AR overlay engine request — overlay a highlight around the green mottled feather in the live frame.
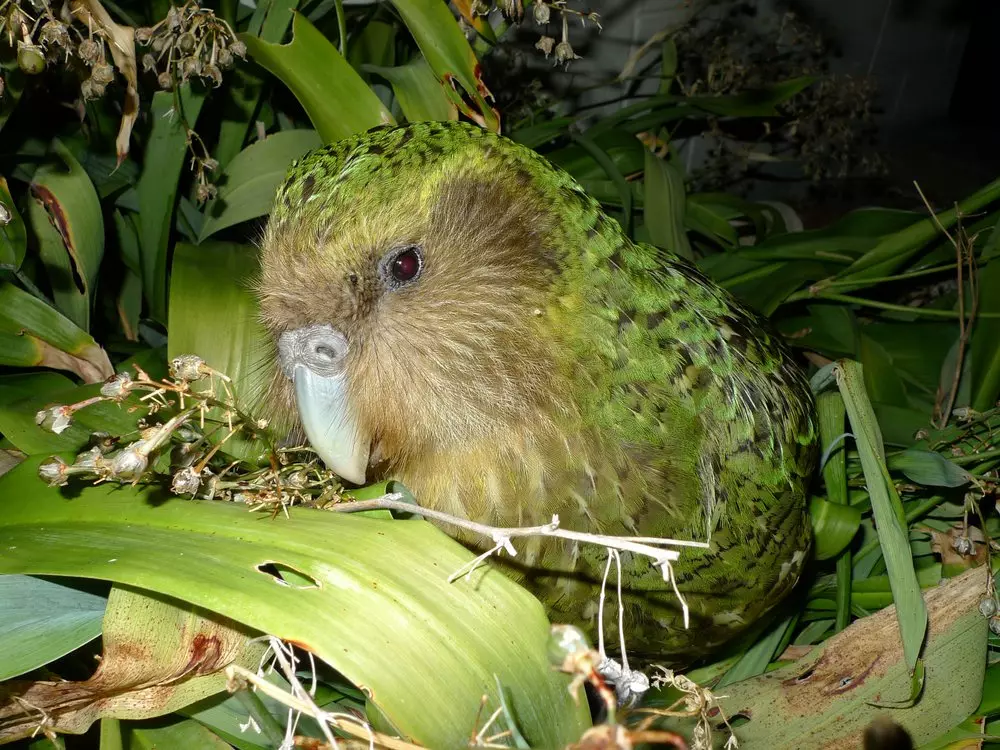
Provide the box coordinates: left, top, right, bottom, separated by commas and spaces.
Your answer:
264, 121, 818, 664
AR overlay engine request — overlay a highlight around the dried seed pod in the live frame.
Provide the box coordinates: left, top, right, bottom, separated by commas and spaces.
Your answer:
77, 38, 101, 65
157, 71, 174, 90
100, 371, 134, 401
91, 62, 115, 86
172, 466, 202, 496
533, 2, 550, 24
177, 32, 196, 53
38, 456, 70, 487
135, 26, 154, 44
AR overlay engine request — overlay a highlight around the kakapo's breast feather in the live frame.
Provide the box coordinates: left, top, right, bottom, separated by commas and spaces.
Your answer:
269, 122, 819, 663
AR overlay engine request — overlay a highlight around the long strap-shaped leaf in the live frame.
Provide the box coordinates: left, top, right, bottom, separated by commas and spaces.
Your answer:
835, 359, 928, 673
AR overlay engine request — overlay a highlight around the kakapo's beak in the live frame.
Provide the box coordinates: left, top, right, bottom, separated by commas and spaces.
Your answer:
277, 324, 369, 485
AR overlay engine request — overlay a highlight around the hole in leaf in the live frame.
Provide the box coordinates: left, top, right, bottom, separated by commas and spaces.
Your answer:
727, 712, 751, 728
256, 562, 319, 589
794, 668, 815, 683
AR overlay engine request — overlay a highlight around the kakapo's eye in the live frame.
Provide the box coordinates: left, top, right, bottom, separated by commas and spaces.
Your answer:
381, 245, 423, 287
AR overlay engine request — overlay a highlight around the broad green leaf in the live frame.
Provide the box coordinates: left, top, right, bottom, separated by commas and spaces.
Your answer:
137, 86, 207, 324
200, 129, 322, 241
809, 497, 862, 561
717, 614, 796, 687
167, 242, 270, 463
241, 12, 394, 144
644, 150, 692, 260
0, 282, 112, 382
26, 139, 105, 330
100, 718, 124, 750
835, 360, 927, 673
0, 459, 591, 747
0, 176, 26, 270
831, 176, 1000, 289
684, 197, 738, 248
888, 450, 973, 488
389, 0, 499, 131
969, 262, 1000, 412
0, 575, 106, 680
216, 0, 299, 171
711, 567, 986, 748
128, 718, 235, 750
859, 333, 908, 408
367, 56, 458, 123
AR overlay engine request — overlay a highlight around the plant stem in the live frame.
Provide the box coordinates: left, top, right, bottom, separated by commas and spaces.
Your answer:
333, 0, 346, 54
800, 292, 1000, 319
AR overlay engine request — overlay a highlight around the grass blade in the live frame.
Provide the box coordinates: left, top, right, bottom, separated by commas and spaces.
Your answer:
835, 360, 928, 672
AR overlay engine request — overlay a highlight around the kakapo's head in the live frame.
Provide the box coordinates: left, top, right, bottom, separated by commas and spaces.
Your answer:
257, 121, 601, 483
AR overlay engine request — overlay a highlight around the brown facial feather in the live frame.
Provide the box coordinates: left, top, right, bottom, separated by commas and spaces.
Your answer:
257, 148, 582, 485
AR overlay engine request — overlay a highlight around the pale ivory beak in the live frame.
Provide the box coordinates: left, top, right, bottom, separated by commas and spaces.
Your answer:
277, 324, 370, 484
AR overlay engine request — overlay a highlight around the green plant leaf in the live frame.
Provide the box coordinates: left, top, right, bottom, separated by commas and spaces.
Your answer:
388, 0, 499, 131
0, 575, 106, 680
887, 450, 973, 488
830, 177, 1000, 290
969, 262, 1000, 412
0, 282, 112, 382
643, 150, 692, 260
137, 86, 207, 324
0, 176, 26, 270
128, 718, 241, 750
241, 12, 394, 144
834, 360, 928, 673
687, 76, 814, 117
809, 497, 862, 561
25, 139, 105, 331
367, 56, 458, 123
200, 130, 322, 241
167, 242, 274, 463
717, 614, 796, 687
0, 458, 591, 747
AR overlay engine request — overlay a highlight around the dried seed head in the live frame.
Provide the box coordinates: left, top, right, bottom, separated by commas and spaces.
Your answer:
170, 354, 206, 381
141, 53, 156, 73
179, 55, 201, 80
157, 71, 174, 90
217, 47, 234, 68
91, 62, 115, 85
100, 371, 134, 401
980, 597, 998, 618
171, 466, 201, 495
470, 0, 489, 15
535, 36, 555, 57
36, 406, 73, 434
81, 78, 102, 100
533, 2, 551, 24
177, 32, 196, 53
203, 63, 222, 87
201, 157, 219, 173
166, 5, 183, 30
952, 535, 975, 556
230, 39, 247, 59
195, 182, 217, 203
77, 38, 101, 65
151, 36, 167, 54
39, 20, 70, 49
499, 0, 524, 23
74, 446, 104, 470
108, 443, 149, 480
286, 470, 309, 489
38, 456, 70, 487
135, 26, 154, 44
17, 43, 46, 75
554, 40, 579, 65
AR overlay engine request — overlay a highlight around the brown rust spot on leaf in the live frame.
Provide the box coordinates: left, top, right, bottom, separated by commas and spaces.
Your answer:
29, 183, 86, 294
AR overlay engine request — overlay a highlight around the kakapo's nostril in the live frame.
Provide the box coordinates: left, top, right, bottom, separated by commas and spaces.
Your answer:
277, 324, 349, 380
